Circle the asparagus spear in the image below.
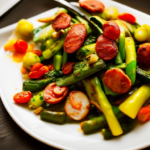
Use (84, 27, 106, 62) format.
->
(23, 78, 55, 92)
(44, 70, 63, 78)
(56, 59, 106, 86)
(23, 70, 63, 92)
(90, 77, 123, 136)
(81, 106, 124, 134)
(102, 117, 134, 139)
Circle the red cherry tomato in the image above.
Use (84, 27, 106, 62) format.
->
(31, 63, 44, 72)
(103, 21, 120, 41)
(28, 66, 49, 79)
(137, 105, 150, 122)
(14, 39, 28, 53)
(32, 50, 42, 57)
(118, 13, 136, 24)
(47, 65, 54, 71)
(13, 91, 32, 104)
(62, 62, 75, 75)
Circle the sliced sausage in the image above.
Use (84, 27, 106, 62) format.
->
(137, 43, 150, 68)
(79, 0, 105, 13)
(52, 13, 71, 32)
(64, 91, 90, 120)
(64, 23, 87, 54)
(103, 21, 120, 40)
(104, 68, 132, 94)
(43, 82, 68, 104)
(95, 35, 118, 60)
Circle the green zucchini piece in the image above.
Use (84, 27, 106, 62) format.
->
(84, 35, 97, 46)
(136, 67, 150, 83)
(33, 24, 55, 42)
(90, 21, 103, 35)
(76, 43, 96, 60)
(71, 18, 80, 24)
(76, 16, 92, 34)
(90, 16, 106, 29)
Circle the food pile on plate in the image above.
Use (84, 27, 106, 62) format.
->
(3, 0, 150, 139)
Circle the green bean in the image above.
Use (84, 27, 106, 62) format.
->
(125, 37, 136, 84)
(42, 35, 65, 60)
(115, 51, 123, 65)
(62, 50, 68, 65)
(118, 27, 125, 61)
(40, 110, 66, 124)
(53, 50, 62, 71)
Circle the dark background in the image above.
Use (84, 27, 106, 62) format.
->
(0, 0, 150, 150)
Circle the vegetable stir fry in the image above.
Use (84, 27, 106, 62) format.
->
(4, 0, 150, 140)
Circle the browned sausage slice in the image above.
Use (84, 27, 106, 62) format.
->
(103, 21, 120, 41)
(79, 0, 105, 13)
(95, 35, 118, 60)
(52, 13, 71, 32)
(64, 23, 87, 54)
(104, 68, 132, 94)
(137, 43, 150, 68)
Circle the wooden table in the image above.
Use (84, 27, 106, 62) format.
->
(0, 0, 150, 149)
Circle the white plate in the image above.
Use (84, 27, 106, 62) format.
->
(0, 1, 150, 150)
(0, 0, 20, 17)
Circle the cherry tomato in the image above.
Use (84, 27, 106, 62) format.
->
(137, 106, 150, 122)
(62, 62, 75, 75)
(32, 50, 42, 57)
(47, 65, 54, 71)
(14, 39, 28, 53)
(13, 91, 32, 104)
(118, 13, 136, 24)
(28, 66, 49, 79)
(31, 63, 44, 72)
(3, 39, 16, 52)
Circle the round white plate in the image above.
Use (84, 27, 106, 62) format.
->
(0, 1, 150, 150)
